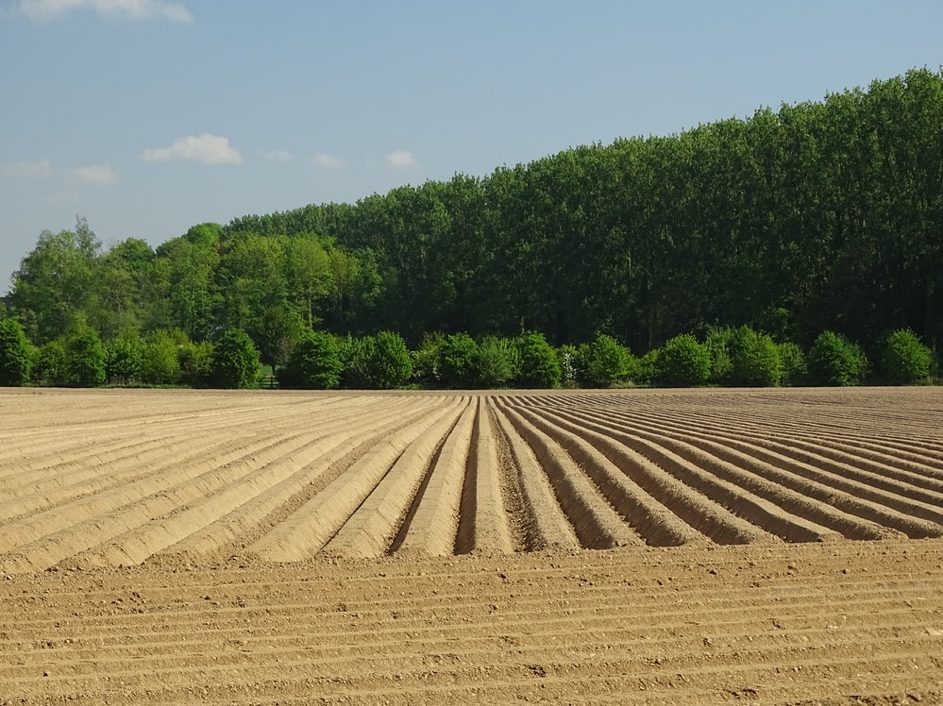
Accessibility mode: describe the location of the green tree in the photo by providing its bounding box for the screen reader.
[369,331,413,389]
[778,342,807,386]
[808,331,869,386]
[178,340,214,387]
[516,332,561,388]
[0,318,33,386]
[64,322,106,387]
[439,333,480,388]
[105,334,143,385]
[879,329,933,384]
[33,340,66,386]
[581,333,632,388]
[211,328,262,389]
[474,336,519,388]
[728,326,783,386]
[654,334,711,386]
[139,330,183,385]
[9,218,100,342]
[411,332,445,386]
[279,330,342,389]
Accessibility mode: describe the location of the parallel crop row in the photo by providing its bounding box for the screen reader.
[1,389,941,572]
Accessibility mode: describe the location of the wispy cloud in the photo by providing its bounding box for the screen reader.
[2,158,53,178]
[142,133,243,165]
[2,158,117,185]
[259,149,293,163]
[314,152,345,169]
[16,0,193,23]
[73,164,117,184]
[385,149,416,169]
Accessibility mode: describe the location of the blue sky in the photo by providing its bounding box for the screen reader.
[1,0,942,291]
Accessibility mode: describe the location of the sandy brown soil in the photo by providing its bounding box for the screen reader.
[0,387,941,703]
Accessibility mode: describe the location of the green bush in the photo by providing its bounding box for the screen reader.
[558,344,583,388]
[654,334,711,386]
[64,322,106,387]
[342,332,412,389]
[410,332,445,386]
[778,342,807,386]
[879,329,933,385]
[33,340,66,386]
[211,328,262,389]
[474,336,519,388]
[369,331,413,389]
[139,330,181,385]
[178,340,214,387]
[439,333,480,388]
[279,330,342,389]
[728,326,782,387]
[635,349,659,386]
[704,326,734,383]
[516,332,561,388]
[808,331,868,386]
[0,318,33,386]
[105,334,143,385]
[581,333,632,388]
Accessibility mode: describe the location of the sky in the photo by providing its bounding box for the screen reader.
[1,0,942,292]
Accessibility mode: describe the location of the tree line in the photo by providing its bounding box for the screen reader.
[0,317,936,390]
[1,68,941,387]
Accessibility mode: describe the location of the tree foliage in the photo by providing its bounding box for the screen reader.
[580,333,633,388]
[211,328,261,389]
[654,334,711,387]
[64,321,106,387]
[0,318,33,386]
[5,69,943,386]
[516,332,561,388]
[808,331,869,386]
[279,330,342,390]
[879,329,933,384]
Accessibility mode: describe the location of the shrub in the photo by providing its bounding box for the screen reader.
[411,332,445,386]
[369,331,413,389]
[439,333,480,388]
[0,318,33,386]
[635,349,659,386]
[557,344,583,388]
[581,333,632,388]
[279,330,342,389]
[879,329,933,385]
[778,342,807,386]
[64,322,106,387]
[516,332,561,388]
[654,334,711,386]
[33,340,66,386]
[342,332,412,389]
[704,327,734,383]
[139,330,181,385]
[474,336,519,388]
[808,331,868,386]
[211,328,262,389]
[105,334,143,385]
[178,340,214,387]
[728,326,782,387]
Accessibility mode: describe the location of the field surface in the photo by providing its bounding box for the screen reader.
[0,387,942,704]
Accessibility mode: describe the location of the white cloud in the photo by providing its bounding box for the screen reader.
[314,152,345,169]
[16,0,193,23]
[385,149,416,169]
[73,164,117,184]
[259,149,293,163]
[2,158,52,178]
[142,133,243,165]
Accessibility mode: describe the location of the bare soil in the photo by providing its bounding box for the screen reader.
[0,387,941,704]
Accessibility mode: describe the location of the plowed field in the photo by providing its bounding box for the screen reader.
[1,387,941,704]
